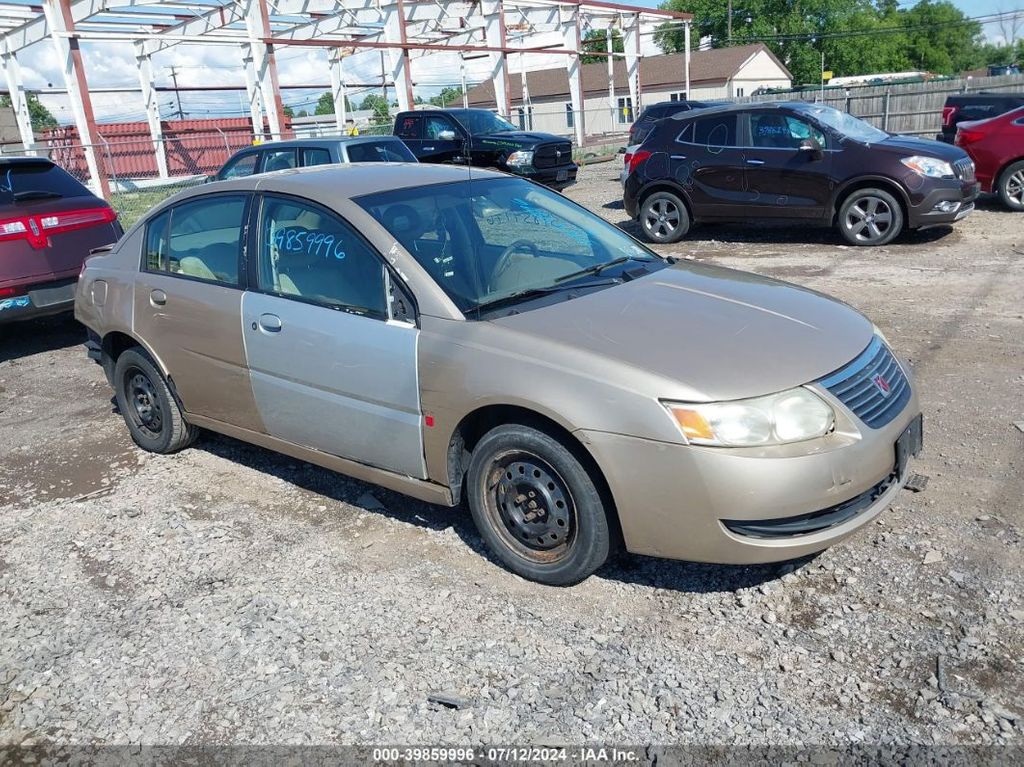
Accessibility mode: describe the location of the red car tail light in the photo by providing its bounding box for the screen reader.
[0,285,25,299]
[0,206,116,250]
[942,105,958,127]
[956,128,985,145]
[626,149,652,174]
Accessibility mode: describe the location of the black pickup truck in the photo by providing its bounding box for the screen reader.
[938,92,1024,143]
[393,108,577,190]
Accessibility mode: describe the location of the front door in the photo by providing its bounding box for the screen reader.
[241,194,425,478]
[421,114,464,163]
[740,111,833,219]
[132,192,264,432]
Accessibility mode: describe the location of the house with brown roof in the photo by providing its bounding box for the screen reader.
[466,43,792,139]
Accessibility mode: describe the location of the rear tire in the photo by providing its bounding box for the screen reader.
[466,424,611,586]
[114,347,197,454]
[639,191,690,244]
[838,188,903,246]
[997,160,1024,211]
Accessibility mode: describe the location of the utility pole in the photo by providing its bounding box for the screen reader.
[727,0,732,45]
[169,65,184,119]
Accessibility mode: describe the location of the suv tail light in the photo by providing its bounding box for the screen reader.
[624,149,652,175]
[0,206,116,250]
[956,127,985,145]
[942,105,958,127]
[0,286,25,299]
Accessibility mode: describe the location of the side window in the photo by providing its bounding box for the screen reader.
[257,196,387,319]
[301,147,332,167]
[261,149,297,173]
[220,153,258,180]
[144,210,170,272]
[346,141,409,163]
[164,195,246,285]
[424,115,457,139]
[685,115,738,148]
[395,115,422,140]
[751,113,826,149]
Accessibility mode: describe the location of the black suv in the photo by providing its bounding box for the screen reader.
[393,108,577,189]
[628,99,728,146]
[937,92,1024,143]
[624,102,979,247]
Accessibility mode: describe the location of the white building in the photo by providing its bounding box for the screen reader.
[467,43,792,139]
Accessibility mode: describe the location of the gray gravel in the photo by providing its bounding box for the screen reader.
[1,164,1022,747]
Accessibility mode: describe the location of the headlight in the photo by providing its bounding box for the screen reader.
[664,388,835,447]
[505,150,534,168]
[900,155,954,179]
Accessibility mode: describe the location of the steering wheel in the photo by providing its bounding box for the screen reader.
[492,239,540,284]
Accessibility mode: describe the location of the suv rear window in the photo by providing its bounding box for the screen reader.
[0,160,92,205]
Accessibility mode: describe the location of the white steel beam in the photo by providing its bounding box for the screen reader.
[481,0,509,118]
[382,0,413,112]
[684,19,690,97]
[561,4,582,145]
[243,0,286,140]
[134,40,168,177]
[1,48,38,153]
[623,10,639,120]
[241,42,265,138]
[606,21,615,132]
[42,0,108,197]
[328,46,347,132]
[143,1,246,54]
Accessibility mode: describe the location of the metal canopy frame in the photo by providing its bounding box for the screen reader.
[0,0,690,193]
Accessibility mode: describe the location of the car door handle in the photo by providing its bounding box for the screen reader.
[670,154,687,160]
[149,289,167,306]
[745,159,766,166]
[423,146,434,151]
[257,313,283,333]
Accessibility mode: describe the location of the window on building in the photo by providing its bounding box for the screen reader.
[736,87,746,98]
[566,103,574,128]
[669,93,686,102]
[617,96,633,124]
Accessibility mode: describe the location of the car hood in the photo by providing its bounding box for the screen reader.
[492,263,875,401]
[473,131,566,145]
[876,133,968,161]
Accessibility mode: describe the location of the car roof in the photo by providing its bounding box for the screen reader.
[236,134,403,151]
[0,156,55,165]
[160,162,506,209]
[665,100,818,121]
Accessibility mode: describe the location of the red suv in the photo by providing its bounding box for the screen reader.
[1,157,121,324]
[955,106,1024,211]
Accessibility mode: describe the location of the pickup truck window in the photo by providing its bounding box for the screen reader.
[425,116,458,139]
[395,115,422,140]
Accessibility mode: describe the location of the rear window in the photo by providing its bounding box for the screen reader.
[346,140,416,163]
[0,161,92,205]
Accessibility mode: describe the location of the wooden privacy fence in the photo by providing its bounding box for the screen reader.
[739,74,1024,136]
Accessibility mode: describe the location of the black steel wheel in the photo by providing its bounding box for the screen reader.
[113,347,198,454]
[466,423,612,585]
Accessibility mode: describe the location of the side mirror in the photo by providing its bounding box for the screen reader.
[438,129,456,141]
[799,138,823,161]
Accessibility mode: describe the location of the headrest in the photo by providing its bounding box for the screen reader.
[382,204,425,240]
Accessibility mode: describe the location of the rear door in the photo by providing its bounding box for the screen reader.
[740,110,832,219]
[673,113,747,217]
[241,194,425,477]
[394,114,424,158]
[132,192,264,431]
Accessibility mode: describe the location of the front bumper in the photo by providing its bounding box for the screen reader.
[0,277,78,325]
[578,391,921,565]
[907,180,980,228]
[512,163,578,190]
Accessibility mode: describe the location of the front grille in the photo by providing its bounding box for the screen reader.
[954,157,976,182]
[818,336,910,429]
[534,142,572,168]
[722,470,897,539]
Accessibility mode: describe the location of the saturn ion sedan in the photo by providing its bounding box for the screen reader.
[75,163,922,585]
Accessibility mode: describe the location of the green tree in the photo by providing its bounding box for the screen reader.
[581,28,624,65]
[429,86,463,107]
[901,0,983,74]
[359,93,391,124]
[0,92,58,132]
[282,105,294,118]
[314,91,352,115]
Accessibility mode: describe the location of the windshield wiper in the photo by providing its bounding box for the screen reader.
[13,190,63,201]
[554,255,652,284]
[475,278,621,313]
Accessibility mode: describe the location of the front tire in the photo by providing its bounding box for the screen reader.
[639,190,690,244]
[838,188,904,246]
[113,347,197,454]
[466,424,611,586]
[997,160,1024,211]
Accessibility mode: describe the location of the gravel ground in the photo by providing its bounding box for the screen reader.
[1,163,1022,749]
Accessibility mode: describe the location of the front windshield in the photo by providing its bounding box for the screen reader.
[357,177,660,313]
[803,104,888,143]
[450,110,518,135]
